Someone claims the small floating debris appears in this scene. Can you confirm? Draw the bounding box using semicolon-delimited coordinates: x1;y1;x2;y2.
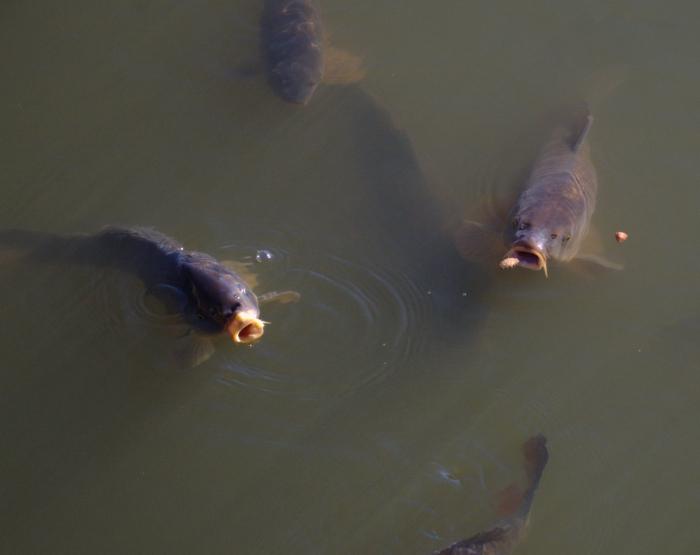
615;231;628;243
499;257;520;269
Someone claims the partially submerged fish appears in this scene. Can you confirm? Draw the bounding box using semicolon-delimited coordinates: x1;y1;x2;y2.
260;0;364;104
0;227;296;365
501;109;601;277
455;107;620;276
434;435;549;555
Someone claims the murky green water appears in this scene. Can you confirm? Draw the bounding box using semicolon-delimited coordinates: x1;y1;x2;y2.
1;1;699;554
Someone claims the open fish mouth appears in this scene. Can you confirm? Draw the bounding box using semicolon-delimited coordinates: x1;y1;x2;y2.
500;245;548;277
227;310;265;344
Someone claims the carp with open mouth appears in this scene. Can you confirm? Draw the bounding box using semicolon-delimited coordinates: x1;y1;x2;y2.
0;226;298;366
456;106;621;276
501;109;597;277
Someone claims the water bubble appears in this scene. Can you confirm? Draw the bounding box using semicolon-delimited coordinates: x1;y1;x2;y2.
255;249;274;263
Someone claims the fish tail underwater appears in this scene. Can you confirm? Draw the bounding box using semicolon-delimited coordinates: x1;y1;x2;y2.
434;435;549;555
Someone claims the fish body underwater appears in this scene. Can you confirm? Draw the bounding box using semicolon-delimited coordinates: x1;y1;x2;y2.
0;227;265;346
434;435;549;555
260;0;324;104
502;109;598;276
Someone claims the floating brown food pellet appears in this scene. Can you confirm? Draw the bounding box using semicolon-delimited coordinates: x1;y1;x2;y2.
615;231;628;243
499;257;520;269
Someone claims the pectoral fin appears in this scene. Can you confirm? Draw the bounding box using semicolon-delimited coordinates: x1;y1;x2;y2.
575;226;623;272
220;260;259;289
258;290;301;305
574;253;624;271
171;335;216;369
322;46;365;84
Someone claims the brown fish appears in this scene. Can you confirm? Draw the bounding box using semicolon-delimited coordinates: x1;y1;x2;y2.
259;0;364;104
501;109;598;277
434;435;549;555
455;107;621;275
261;0;324;104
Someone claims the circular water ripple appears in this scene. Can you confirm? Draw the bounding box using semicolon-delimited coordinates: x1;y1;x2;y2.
93;271;184;333
218;250;437;399
84;237;447;386
90;270;199;370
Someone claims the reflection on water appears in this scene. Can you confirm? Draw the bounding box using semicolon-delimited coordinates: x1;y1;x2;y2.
1;0;699;554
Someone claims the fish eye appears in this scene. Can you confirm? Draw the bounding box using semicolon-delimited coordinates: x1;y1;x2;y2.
518;221;530;231
550;233;558;240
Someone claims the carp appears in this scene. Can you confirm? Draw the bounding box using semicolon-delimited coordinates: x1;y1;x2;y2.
0;226;297;365
260;0;364;104
434;435;549;555
456;107;621;276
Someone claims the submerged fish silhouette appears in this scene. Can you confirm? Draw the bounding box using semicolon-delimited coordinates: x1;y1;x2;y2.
260;0;364;104
434;435;549;555
0;227;297;365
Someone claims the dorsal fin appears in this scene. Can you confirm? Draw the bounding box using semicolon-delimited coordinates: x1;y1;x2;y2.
569;111;593;153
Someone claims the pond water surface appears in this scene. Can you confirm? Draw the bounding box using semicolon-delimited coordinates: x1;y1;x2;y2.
1;1;699;554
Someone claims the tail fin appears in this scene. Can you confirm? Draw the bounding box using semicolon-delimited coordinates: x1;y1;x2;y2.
518;434;549;516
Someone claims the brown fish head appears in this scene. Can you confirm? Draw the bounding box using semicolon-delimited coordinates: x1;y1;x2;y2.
183;255;265;343
505;211;576;275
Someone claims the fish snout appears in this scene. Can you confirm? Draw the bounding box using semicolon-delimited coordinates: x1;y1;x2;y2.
227;310;265;344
